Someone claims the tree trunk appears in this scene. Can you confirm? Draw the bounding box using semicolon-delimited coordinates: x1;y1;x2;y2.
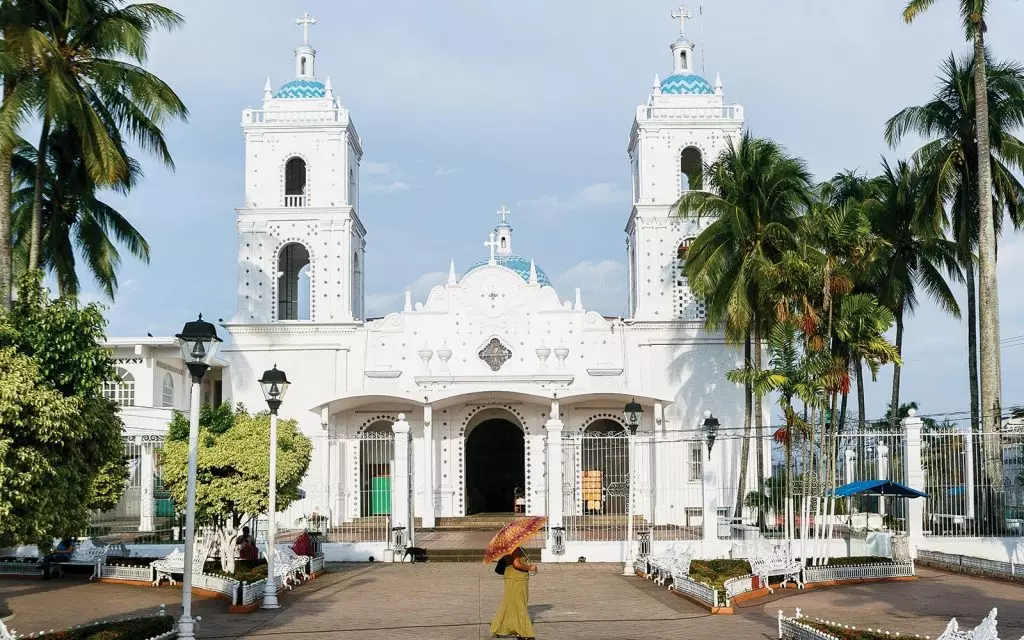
972;20;1006;526
965;258;980;435
753;322;766;529
889;302;905;430
29;112;52;271
734;334;753;519
857;358;866;434
0;71;14;311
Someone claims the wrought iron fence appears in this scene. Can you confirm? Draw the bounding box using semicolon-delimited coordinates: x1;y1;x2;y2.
921;428;1024;537
322;432;394;543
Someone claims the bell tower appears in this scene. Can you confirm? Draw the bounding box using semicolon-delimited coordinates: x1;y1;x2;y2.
625;6;744;320
233;14;366;324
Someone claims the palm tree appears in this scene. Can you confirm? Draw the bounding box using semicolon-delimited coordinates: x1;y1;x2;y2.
886;51;1024;516
10;124;149;298
20;0;187;271
676;131;814;521
904;0;1006;494
865;158;963;431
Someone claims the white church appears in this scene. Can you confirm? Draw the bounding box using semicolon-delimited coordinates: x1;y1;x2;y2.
103;9;762;561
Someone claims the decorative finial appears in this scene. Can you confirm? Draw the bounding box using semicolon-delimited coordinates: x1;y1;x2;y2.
574;288;582;310
529;259;538;285
404;290;412;312
264;77;273;100
714;72;723;95
448;259;457;284
296;11;317;45
653;73;662;95
324;76;334;99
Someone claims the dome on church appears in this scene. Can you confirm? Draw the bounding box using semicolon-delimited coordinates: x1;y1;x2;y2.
660;73;714;95
274;79;326;99
466;254;552;287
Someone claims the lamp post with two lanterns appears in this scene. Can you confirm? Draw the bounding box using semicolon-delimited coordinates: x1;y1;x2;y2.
621;399;643;576
258;365;290;609
174;315;223;640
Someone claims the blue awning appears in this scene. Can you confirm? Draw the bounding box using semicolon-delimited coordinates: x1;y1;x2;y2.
833;480;928;498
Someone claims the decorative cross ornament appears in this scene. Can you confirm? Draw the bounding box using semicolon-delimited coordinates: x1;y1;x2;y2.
497;205;511;225
671;5;693;35
484;232;499;264
297;12;317;45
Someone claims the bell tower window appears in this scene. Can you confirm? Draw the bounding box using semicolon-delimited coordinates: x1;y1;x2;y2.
277;242;311;321
285;157;307;207
300;57;307;75
674;238;706;320
680;146;703;193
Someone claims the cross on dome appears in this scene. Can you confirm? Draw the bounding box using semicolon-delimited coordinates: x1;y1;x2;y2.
497;205;511;225
671;5;693;36
297;12;317;45
484;232;499;264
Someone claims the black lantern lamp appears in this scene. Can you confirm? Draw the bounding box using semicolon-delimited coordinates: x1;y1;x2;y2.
259;365;290;415
623;398;644;435
175;314;222;382
701;410;721;454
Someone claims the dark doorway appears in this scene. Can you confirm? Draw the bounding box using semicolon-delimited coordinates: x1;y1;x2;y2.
466;419;524;514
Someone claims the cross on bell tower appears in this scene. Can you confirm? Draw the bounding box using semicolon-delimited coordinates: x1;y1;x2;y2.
294;11;317;79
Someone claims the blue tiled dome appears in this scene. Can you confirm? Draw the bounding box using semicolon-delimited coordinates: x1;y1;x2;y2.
661;73;714;95
274;79;326;99
466;254;552;287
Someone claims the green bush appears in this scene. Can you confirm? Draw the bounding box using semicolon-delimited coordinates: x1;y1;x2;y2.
205;558;269;583
805;618;901;640
688;559;753;592
38;615;172;640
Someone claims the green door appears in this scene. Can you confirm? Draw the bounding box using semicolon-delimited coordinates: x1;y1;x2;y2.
371;475;391;515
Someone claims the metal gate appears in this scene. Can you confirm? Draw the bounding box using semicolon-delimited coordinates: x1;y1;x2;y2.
329;431;394;543
562;430;631;541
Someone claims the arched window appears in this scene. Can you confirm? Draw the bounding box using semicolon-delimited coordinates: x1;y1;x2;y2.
674;238;707;320
300;57;307;76
103;367;136;407
161;373;175;408
277;242;311;321
352;252;362;321
680;146;703;192
680;51;688;72
500;237;507;249
284;157;307;207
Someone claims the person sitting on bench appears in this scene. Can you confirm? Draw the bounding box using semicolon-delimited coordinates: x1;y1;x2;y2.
42;537;76;578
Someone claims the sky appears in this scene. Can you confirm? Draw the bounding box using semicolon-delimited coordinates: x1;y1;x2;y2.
78;0;1024;424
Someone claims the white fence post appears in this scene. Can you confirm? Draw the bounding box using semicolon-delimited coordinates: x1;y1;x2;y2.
139;441;156;532
902;409;925;556
391;414;412;556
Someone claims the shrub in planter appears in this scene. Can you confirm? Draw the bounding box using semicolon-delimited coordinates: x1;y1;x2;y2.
688;559;753;593
33;615;173;640
805;618;904;640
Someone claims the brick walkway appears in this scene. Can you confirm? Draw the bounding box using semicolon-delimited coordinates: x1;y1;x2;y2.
2;565;1022;639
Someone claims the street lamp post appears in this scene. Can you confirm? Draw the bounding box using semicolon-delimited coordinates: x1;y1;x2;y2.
700;411;721;543
174;315;222;640
258;365;290;609
622;399;643;576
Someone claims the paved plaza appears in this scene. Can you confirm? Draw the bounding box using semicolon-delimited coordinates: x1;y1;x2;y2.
2;565;1023;639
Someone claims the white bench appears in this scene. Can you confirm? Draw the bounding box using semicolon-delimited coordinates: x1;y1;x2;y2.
937;607;999;640
151;537;214;586
1;617;14;640
731;539;802;592
646;543;693;587
264;546;308;589
51;539;123;580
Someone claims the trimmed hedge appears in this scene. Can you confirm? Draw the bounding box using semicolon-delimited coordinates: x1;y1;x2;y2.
31;615;173;640
688;559;752;593
804;618;901;640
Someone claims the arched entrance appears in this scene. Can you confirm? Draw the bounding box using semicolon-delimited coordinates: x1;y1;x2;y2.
580;419;630;515
466;419;524;514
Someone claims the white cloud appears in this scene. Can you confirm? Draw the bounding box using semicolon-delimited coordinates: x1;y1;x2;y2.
519;183;630;219
552;260;627;317
362;161;399;176
365;271;448;317
363;180;410;193
434;163;460;177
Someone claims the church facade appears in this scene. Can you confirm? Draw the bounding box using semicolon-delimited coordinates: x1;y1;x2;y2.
107;9;762;561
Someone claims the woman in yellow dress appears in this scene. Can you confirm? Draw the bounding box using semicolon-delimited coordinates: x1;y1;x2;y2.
490;546;536;639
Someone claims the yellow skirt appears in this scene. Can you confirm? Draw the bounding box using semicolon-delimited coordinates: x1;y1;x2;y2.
490;567;535;638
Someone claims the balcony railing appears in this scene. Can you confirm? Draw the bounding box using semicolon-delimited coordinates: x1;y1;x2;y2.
284;194;307;208
243;108;347;125
638;104;743;121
